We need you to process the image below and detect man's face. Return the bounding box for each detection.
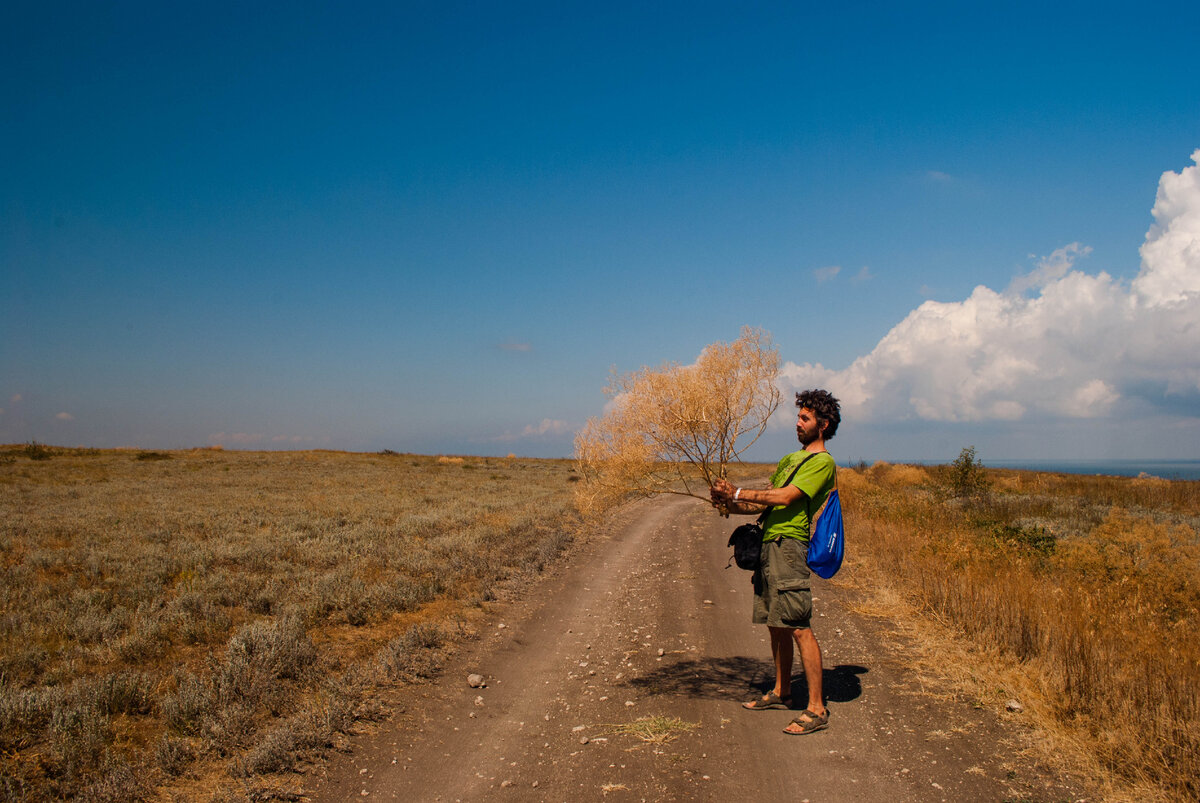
[796,407,824,446]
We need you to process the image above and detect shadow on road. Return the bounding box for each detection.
[626,657,867,705]
[813,663,868,703]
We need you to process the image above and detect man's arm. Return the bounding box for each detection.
[710,477,805,515]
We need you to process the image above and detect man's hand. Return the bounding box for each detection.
[710,477,803,515]
[710,477,736,507]
[710,478,738,517]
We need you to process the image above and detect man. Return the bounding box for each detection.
[710,389,840,735]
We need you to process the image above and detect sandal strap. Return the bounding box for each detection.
[789,709,828,726]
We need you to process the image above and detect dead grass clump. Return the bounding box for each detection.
[864,461,928,487]
[837,464,869,493]
[75,759,146,803]
[380,622,445,681]
[237,707,334,777]
[602,714,699,744]
[844,464,1200,800]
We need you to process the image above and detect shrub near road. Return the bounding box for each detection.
[0,447,577,802]
[843,462,1200,801]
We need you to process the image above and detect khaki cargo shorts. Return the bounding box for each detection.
[752,536,813,629]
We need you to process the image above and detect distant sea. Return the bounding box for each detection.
[919,459,1200,481]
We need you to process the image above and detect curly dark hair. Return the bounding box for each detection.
[795,389,841,440]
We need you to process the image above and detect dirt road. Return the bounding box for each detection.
[311,495,1088,802]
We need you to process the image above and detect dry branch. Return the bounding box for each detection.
[574,327,780,513]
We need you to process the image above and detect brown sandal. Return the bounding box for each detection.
[783,708,829,734]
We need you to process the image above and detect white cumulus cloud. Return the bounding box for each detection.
[522,418,571,437]
[492,418,573,443]
[780,150,1200,424]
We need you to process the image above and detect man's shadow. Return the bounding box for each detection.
[626,656,866,704]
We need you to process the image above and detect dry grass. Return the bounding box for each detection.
[0,446,578,802]
[841,461,1200,802]
[601,715,699,744]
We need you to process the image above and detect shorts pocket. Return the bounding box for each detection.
[776,586,813,627]
[773,538,811,591]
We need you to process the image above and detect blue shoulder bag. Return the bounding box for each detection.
[806,464,844,579]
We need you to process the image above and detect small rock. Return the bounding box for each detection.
[498,623,507,629]
[532,781,539,788]
[703,599,714,605]
[580,736,590,744]
[500,779,513,788]
[468,674,485,688]
[572,725,586,732]
[657,648,664,656]
[474,695,485,707]
[624,701,635,707]
[1006,699,1024,713]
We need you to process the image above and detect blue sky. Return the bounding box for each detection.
[3,1,1199,462]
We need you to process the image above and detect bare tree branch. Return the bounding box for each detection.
[573,327,781,515]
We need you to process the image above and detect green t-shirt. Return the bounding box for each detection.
[762,450,836,542]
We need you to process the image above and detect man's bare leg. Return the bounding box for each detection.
[782,627,827,733]
[769,626,795,699]
[781,627,827,733]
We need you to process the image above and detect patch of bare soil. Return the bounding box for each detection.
[307,495,1095,802]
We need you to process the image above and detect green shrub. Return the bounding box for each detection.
[947,445,990,499]
[24,441,52,461]
[985,522,1057,557]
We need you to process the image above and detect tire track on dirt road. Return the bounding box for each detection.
[311,495,1088,802]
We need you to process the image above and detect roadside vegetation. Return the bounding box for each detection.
[0,446,578,802]
[841,454,1200,801]
[5,441,1196,801]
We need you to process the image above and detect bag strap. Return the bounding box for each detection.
[807,459,837,521]
[756,451,820,523]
